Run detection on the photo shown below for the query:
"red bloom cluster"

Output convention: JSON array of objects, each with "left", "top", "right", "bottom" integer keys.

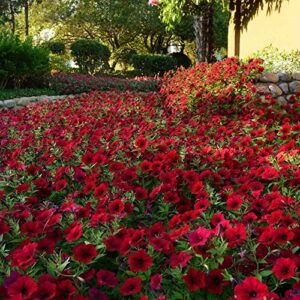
[{"left": 0, "top": 59, "right": 299, "bottom": 299}]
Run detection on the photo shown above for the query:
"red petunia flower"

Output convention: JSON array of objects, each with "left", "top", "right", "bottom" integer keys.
[
  {"left": 205, "top": 269, "right": 227, "bottom": 295},
  {"left": 226, "top": 194, "right": 243, "bottom": 211},
  {"left": 272, "top": 257, "right": 296, "bottom": 280},
  {"left": 234, "top": 276, "right": 269, "bottom": 300},
  {"left": 260, "top": 167, "right": 279, "bottom": 180},
  {"left": 73, "top": 243, "right": 98, "bottom": 264},
  {"left": 56, "top": 280, "right": 76, "bottom": 300},
  {"left": 150, "top": 274, "right": 162, "bottom": 290},
  {"left": 0, "top": 220, "right": 9, "bottom": 235},
  {"left": 94, "top": 182, "right": 109, "bottom": 198},
  {"left": 189, "top": 226, "right": 211, "bottom": 248},
  {"left": 10, "top": 242, "right": 38, "bottom": 270},
  {"left": 128, "top": 249, "right": 153, "bottom": 272},
  {"left": 7, "top": 275, "right": 38, "bottom": 299},
  {"left": 120, "top": 277, "right": 142, "bottom": 296},
  {"left": 33, "top": 281, "right": 56, "bottom": 300},
  {"left": 169, "top": 251, "right": 192, "bottom": 268},
  {"left": 96, "top": 269, "right": 119, "bottom": 287},
  {"left": 108, "top": 199, "right": 124, "bottom": 215},
  {"left": 182, "top": 268, "right": 205, "bottom": 292},
  {"left": 135, "top": 187, "right": 148, "bottom": 200},
  {"left": 64, "top": 221, "right": 83, "bottom": 243}
]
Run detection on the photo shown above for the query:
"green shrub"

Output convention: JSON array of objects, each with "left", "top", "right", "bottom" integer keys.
[
  {"left": 111, "top": 48, "right": 137, "bottom": 70},
  {"left": 46, "top": 41, "right": 66, "bottom": 54},
  {"left": 0, "top": 31, "right": 50, "bottom": 89},
  {"left": 131, "top": 54, "right": 177, "bottom": 76},
  {"left": 70, "top": 39, "right": 111, "bottom": 74},
  {"left": 170, "top": 52, "right": 192, "bottom": 68},
  {"left": 249, "top": 45, "right": 300, "bottom": 73}
]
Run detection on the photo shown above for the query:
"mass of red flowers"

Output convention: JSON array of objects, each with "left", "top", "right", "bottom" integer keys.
[{"left": 0, "top": 58, "right": 299, "bottom": 299}]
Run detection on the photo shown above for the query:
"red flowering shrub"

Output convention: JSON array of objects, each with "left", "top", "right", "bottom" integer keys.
[
  {"left": 161, "top": 57, "right": 264, "bottom": 112},
  {"left": 0, "top": 64, "right": 299, "bottom": 299},
  {"left": 49, "top": 73, "right": 160, "bottom": 94}
]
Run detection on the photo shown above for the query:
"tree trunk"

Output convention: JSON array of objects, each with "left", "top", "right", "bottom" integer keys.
[
  {"left": 24, "top": 0, "right": 29, "bottom": 36},
  {"left": 193, "top": 14, "right": 206, "bottom": 62},
  {"left": 193, "top": 1, "right": 214, "bottom": 63},
  {"left": 9, "top": 0, "right": 15, "bottom": 34}
]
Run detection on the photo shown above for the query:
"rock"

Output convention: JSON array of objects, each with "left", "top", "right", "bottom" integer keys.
[
  {"left": 260, "top": 73, "right": 279, "bottom": 83},
  {"left": 16, "top": 98, "right": 31, "bottom": 106},
  {"left": 278, "top": 83, "right": 289, "bottom": 94},
  {"left": 292, "top": 73, "right": 300, "bottom": 81},
  {"left": 4, "top": 100, "right": 16, "bottom": 108},
  {"left": 256, "top": 83, "right": 270, "bottom": 94},
  {"left": 0, "top": 101, "right": 4, "bottom": 108},
  {"left": 278, "top": 73, "right": 292, "bottom": 82},
  {"left": 289, "top": 81, "right": 300, "bottom": 93},
  {"left": 268, "top": 84, "right": 282, "bottom": 96},
  {"left": 277, "top": 96, "right": 288, "bottom": 106}
]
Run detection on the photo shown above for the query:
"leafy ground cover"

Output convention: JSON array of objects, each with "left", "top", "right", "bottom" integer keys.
[
  {"left": 0, "top": 59, "right": 299, "bottom": 300},
  {"left": 0, "top": 88, "right": 57, "bottom": 101},
  {"left": 49, "top": 73, "right": 160, "bottom": 94}
]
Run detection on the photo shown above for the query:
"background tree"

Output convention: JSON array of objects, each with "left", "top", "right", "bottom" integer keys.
[{"left": 156, "top": 0, "right": 229, "bottom": 62}]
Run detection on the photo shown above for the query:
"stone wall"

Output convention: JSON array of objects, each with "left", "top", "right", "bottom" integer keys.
[
  {"left": 0, "top": 95, "right": 69, "bottom": 110},
  {"left": 255, "top": 73, "right": 300, "bottom": 105}
]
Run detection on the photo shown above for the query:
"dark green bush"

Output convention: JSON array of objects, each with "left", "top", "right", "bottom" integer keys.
[
  {"left": 70, "top": 39, "right": 111, "bottom": 74},
  {"left": 130, "top": 54, "right": 177, "bottom": 76},
  {"left": 46, "top": 41, "right": 66, "bottom": 54},
  {"left": 111, "top": 48, "right": 137, "bottom": 70},
  {"left": 171, "top": 52, "right": 192, "bottom": 68},
  {"left": 0, "top": 31, "right": 50, "bottom": 89}
]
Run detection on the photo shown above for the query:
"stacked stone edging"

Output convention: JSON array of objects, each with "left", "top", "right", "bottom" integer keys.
[
  {"left": 0, "top": 95, "right": 71, "bottom": 110},
  {"left": 255, "top": 72, "right": 300, "bottom": 105}
]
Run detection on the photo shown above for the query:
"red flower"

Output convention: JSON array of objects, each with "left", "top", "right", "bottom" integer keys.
[
  {"left": 108, "top": 199, "right": 124, "bottom": 215},
  {"left": 226, "top": 194, "right": 243, "bottom": 211},
  {"left": 163, "top": 191, "right": 180, "bottom": 204},
  {"left": 272, "top": 257, "right": 296, "bottom": 280},
  {"left": 0, "top": 220, "right": 9, "bottom": 235},
  {"left": 96, "top": 269, "right": 119, "bottom": 287},
  {"left": 189, "top": 226, "right": 211, "bottom": 247},
  {"left": 37, "top": 238, "right": 56, "bottom": 254},
  {"left": 33, "top": 281, "right": 56, "bottom": 300},
  {"left": 56, "top": 280, "right": 76, "bottom": 300},
  {"left": 261, "top": 167, "right": 279, "bottom": 180},
  {"left": 169, "top": 251, "right": 192, "bottom": 268},
  {"left": 94, "top": 182, "right": 109, "bottom": 198},
  {"left": 73, "top": 244, "right": 98, "bottom": 264},
  {"left": 7, "top": 275, "right": 38, "bottom": 299},
  {"left": 120, "top": 277, "right": 142, "bottom": 296},
  {"left": 10, "top": 242, "right": 38, "bottom": 270},
  {"left": 205, "top": 269, "right": 227, "bottom": 295},
  {"left": 150, "top": 274, "right": 162, "bottom": 290},
  {"left": 135, "top": 187, "right": 148, "bottom": 200},
  {"left": 182, "top": 268, "right": 205, "bottom": 292},
  {"left": 234, "top": 276, "right": 269, "bottom": 300},
  {"left": 64, "top": 221, "right": 83, "bottom": 243},
  {"left": 128, "top": 249, "right": 153, "bottom": 272},
  {"left": 53, "top": 179, "right": 67, "bottom": 191}
]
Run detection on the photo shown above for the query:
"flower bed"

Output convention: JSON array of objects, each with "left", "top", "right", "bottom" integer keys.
[
  {"left": 0, "top": 65, "right": 299, "bottom": 299},
  {"left": 49, "top": 73, "right": 160, "bottom": 94}
]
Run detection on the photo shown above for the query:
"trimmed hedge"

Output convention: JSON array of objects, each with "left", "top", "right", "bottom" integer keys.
[
  {"left": 71, "top": 39, "right": 110, "bottom": 75},
  {"left": 131, "top": 54, "right": 177, "bottom": 76}
]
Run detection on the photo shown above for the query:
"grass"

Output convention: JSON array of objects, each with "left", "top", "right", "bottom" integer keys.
[{"left": 0, "top": 88, "right": 58, "bottom": 101}]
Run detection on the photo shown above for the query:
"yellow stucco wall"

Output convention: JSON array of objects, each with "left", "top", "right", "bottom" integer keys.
[{"left": 228, "top": 0, "right": 300, "bottom": 58}]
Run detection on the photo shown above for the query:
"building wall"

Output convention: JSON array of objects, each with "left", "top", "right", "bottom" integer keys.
[{"left": 228, "top": 0, "right": 300, "bottom": 58}]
